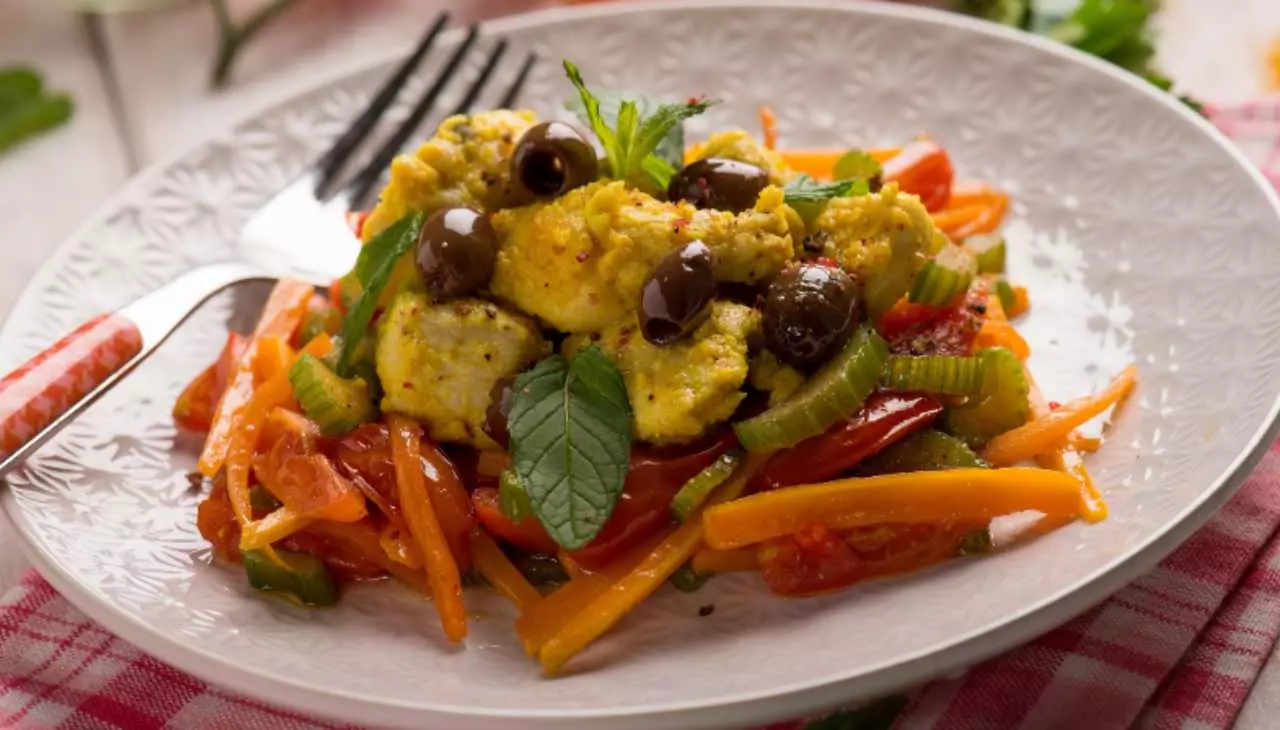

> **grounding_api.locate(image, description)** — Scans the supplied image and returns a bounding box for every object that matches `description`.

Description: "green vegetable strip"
[966,233,1007,275]
[864,227,928,321]
[857,430,989,475]
[943,347,1031,446]
[499,469,534,522]
[288,353,373,436]
[335,212,424,376]
[883,354,986,396]
[669,564,711,593]
[242,548,338,607]
[671,449,742,522]
[994,278,1017,314]
[909,244,977,306]
[0,94,72,155]
[735,327,889,452]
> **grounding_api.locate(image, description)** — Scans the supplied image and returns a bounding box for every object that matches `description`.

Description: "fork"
[0,13,536,480]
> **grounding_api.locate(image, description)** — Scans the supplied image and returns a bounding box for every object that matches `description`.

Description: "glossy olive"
[511,121,599,199]
[415,207,498,299]
[483,375,517,448]
[640,241,717,345]
[667,157,769,213]
[762,263,860,370]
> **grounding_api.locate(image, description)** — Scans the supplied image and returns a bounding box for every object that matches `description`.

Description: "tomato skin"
[568,429,736,570]
[752,393,943,491]
[472,487,560,554]
[173,332,247,432]
[759,523,863,597]
[882,140,954,212]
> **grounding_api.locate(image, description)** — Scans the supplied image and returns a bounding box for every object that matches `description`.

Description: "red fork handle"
[0,313,144,462]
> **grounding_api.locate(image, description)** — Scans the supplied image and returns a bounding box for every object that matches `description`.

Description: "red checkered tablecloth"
[3,101,1280,730]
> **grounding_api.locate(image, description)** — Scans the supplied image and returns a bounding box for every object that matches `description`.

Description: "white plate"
[4,2,1280,728]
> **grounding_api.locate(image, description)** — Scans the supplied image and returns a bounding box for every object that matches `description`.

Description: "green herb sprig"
[0,66,73,156]
[335,212,424,376]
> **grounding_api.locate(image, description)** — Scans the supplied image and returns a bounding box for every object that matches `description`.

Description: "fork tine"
[497,52,537,109]
[313,12,450,196]
[338,25,481,209]
[448,39,508,116]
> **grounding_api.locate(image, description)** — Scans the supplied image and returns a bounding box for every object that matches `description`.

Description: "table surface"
[2,0,1279,723]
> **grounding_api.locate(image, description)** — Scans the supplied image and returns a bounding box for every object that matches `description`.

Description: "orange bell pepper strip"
[198,279,314,477]
[471,531,540,612]
[984,365,1137,469]
[173,332,247,433]
[973,294,1030,360]
[691,546,757,574]
[537,452,771,674]
[1024,367,1108,523]
[224,334,333,530]
[251,335,294,384]
[387,414,467,643]
[949,193,1009,239]
[776,147,902,180]
[702,468,1082,551]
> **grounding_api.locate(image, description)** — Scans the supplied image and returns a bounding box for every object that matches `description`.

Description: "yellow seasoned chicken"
[362,109,537,241]
[686,129,792,185]
[749,351,806,408]
[377,292,547,448]
[491,181,797,333]
[569,301,760,444]
[812,183,948,280]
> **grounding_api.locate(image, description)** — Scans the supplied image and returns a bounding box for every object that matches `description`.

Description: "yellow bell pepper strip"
[1020,366,1111,522]
[691,546,757,574]
[198,279,314,477]
[983,365,1137,468]
[471,531,541,612]
[240,505,311,551]
[537,452,771,674]
[702,468,1082,551]
[225,334,334,530]
[388,414,468,644]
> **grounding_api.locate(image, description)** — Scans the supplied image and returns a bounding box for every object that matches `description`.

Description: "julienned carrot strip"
[240,505,312,550]
[691,546,757,574]
[471,531,540,612]
[758,105,778,150]
[388,414,467,643]
[931,203,987,234]
[252,336,294,384]
[1006,285,1030,319]
[225,334,334,529]
[974,295,1030,359]
[537,453,771,674]
[948,180,1003,207]
[1068,433,1102,453]
[198,280,313,477]
[702,468,1081,551]
[950,193,1009,238]
[985,365,1138,468]
[1025,367,1108,522]
[776,147,902,180]
[418,439,476,572]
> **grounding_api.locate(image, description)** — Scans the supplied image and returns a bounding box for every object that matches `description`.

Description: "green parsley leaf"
[782,174,870,203]
[833,149,883,183]
[508,345,633,549]
[0,66,41,108]
[0,65,72,156]
[562,60,717,187]
[335,212,425,376]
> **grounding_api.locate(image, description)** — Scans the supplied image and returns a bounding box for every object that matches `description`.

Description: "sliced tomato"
[568,429,736,570]
[329,423,399,511]
[878,286,986,357]
[196,474,241,563]
[845,522,976,581]
[173,332,248,432]
[758,523,863,597]
[472,486,559,554]
[882,140,954,212]
[282,526,387,583]
[418,436,476,571]
[752,393,943,491]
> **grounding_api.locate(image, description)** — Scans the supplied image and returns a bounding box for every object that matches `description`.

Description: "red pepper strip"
[751,393,943,492]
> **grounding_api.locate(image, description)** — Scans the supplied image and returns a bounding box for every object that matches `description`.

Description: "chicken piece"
[749,351,806,407]
[570,301,760,444]
[377,292,548,448]
[812,183,948,281]
[686,129,792,185]
[362,109,537,241]
[491,181,798,333]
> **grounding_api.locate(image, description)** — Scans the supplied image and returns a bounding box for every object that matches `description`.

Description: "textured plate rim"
[4,1,1280,727]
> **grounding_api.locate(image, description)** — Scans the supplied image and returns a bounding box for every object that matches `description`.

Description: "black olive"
[416,207,498,299]
[511,121,598,199]
[762,263,859,369]
[667,158,770,213]
[483,375,517,448]
[640,241,717,345]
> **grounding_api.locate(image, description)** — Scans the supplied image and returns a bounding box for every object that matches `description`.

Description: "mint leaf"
[561,60,717,186]
[833,149,883,183]
[508,345,632,549]
[783,174,870,204]
[336,212,424,376]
